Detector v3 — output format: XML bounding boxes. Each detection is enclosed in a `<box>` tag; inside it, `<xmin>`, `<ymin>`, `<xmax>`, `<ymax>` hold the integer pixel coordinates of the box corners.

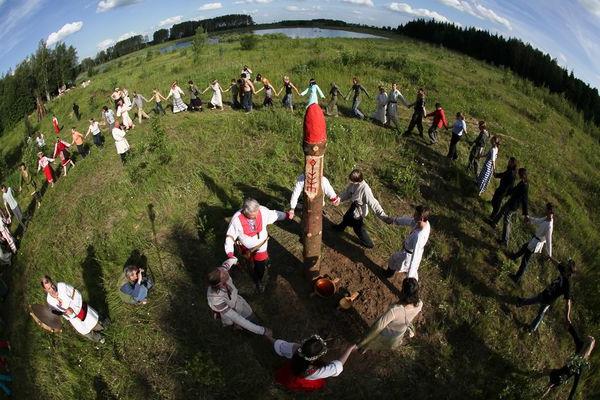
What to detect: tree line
<box><xmin>81</xmin><ymin>14</ymin><xmax>254</xmax><ymax>70</ymax></box>
<box><xmin>0</xmin><ymin>41</ymin><xmax>78</xmax><ymax>135</ymax></box>
<box><xmin>396</xmin><ymin>19</ymin><xmax>600</xmax><ymax>127</ymax></box>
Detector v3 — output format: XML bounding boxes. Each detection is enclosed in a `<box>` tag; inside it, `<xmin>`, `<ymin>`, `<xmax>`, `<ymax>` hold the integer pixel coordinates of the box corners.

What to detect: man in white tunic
<box><xmin>287</xmin><ymin>173</ymin><xmax>340</xmax><ymax>219</ymax></box>
<box><xmin>509</xmin><ymin>202</ymin><xmax>554</xmax><ymax>283</ymax></box>
<box><xmin>225</xmin><ymin>198</ymin><xmax>288</xmax><ymax>292</ymax></box>
<box><xmin>383</xmin><ymin>205</ymin><xmax>431</xmax><ymax>280</ymax></box>
<box><xmin>42</xmin><ymin>275</ymin><xmax>106</xmax><ymax>343</ymax></box>
<box><xmin>207</xmin><ymin>258</ymin><xmax>271</xmax><ymax>336</ymax></box>
<box><xmin>111</xmin><ymin>121</ymin><xmax>130</xmax><ymax>164</ymax></box>
<box><xmin>334</xmin><ymin>169</ymin><xmax>387</xmax><ymax>249</ymax></box>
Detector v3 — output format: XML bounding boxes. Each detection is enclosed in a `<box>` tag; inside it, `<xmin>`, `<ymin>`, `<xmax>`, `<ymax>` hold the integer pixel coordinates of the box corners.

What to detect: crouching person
<box><xmin>119</xmin><ymin>265</ymin><xmax>154</xmax><ymax>305</ymax></box>
<box><xmin>207</xmin><ymin>257</ymin><xmax>272</xmax><ymax>337</ymax></box>
<box><xmin>42</xmin><ymin>275</ymin><xmax>107</xmax><ymax>343</ymax></box>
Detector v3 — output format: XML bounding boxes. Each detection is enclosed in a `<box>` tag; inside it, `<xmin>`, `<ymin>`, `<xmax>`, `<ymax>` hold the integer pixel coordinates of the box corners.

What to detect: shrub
<box><xmin>240</xmin><ymin>34</ymin><xmax>258</xmax><ymax>51</ymax></box>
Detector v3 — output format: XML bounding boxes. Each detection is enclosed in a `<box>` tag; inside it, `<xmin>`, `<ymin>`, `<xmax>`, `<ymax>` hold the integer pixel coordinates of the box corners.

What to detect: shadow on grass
<box><xmin>93</xmin><ymin>375</ymin><xmax>118</xmax><ymax>400</ymax></box>
<box><xmin>81</xmin><ymin>245</ymin><xmax>110</xmax><ymax>319</ymax></box>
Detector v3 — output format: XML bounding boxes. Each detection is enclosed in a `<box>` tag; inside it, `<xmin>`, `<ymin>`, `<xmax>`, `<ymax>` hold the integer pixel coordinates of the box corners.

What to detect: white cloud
<box><xmin>198</xmin><ymin>2</ymin><xmax>222</xmax><ymax>10</ymax></box>
<box><xmin>341</xmin><ymin>0</ymin><xmax>374</xmax><ymax>7</ymax></box>
<box><xmin>286</xmin><ymin>5</ymin><xmax>322</xmax><ymax>11</ymax></box>
<box><xmin>117</xmin><ymin>31</ymin><xmax>136</xmax><ymax>41</ymax></box>
<box><xmin>437</xmin><ymin>0</ymin><xmax>511</xmax><ymax>30</ymax></box>
<box><xmin>474</xmin><ymin>4</ymin><xmax>511</xmax><ymax>30</ymax></box>
<box><xmin>96</xmin><ymin>0</ymin><xmax>141</xmax><ymax>13</ymax></box>
<box><xmin>388</xmin><ymin>3</ymin><xmax>451</xmax><ymax>23</ymax></box>
<box><xmin>579</xmin><ymin>0</ymin><xmax>600</xmax><ymax>17</ymax></box>
<box><xmin>97</xmin><ymin>38</ymin><xmax>115</xmax><ymax>50</ymax></box>
<box><xmin>46</xmin><ymin>21</ymin><xmax>83</xmax><ymax>46</ymax></box>
<box><xmin>352</xmin><ymin>9</ymin><xmax>362</xmax><ymax>14</ymax></box>
<box><xmin>235</xmin><ymin>0</ymin><xmax>273</xmax><ymax>3</ymax></box>
<box><xmin>159</xmin><ymin>15</ymin><xmax>183</xmax><ymax>27</ymax></box>
<box><xmin>0</xmin><ymin>0</ymin><xmax>43</xmax><ymax>57</ymax></box>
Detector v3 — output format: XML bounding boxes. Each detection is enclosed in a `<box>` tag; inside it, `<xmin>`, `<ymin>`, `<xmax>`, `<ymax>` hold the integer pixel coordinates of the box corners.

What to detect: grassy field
<box><xmin>1</xmin><ymin>31</ymin><xmax>599</xmax><ymax>399</ymax></box>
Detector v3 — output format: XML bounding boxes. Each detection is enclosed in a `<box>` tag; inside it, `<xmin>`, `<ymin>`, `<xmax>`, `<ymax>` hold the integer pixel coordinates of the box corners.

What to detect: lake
<box><xmin>158</xmin><ymin>28</ymin><xmax>386</xmax><ymax>53</ymax></box>
<box><xmin>254</xmin><ymin>27</ymin><xmax>387</xmax><ymax>39</ymax></box>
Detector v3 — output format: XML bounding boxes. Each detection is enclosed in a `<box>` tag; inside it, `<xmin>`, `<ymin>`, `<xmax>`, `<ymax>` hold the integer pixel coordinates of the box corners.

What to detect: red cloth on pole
<box><xmin>303</xmin><ymin>103</ymin><xmax>326</xmax><ymax>144</ymax></box>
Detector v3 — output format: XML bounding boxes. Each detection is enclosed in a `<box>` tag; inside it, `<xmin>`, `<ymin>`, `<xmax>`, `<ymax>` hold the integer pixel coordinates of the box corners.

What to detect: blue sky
<box><xmin>0</xmin><ymin>0</ymin><xmax>598</xmax><ymax>89</ymax></box>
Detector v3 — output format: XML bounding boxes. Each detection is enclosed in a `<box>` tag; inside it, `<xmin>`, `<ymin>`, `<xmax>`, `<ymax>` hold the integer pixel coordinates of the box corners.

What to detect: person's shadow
<box><xmin>81</xmin><ymin>245</ymin><xmax>110</xmax><ymax>319</ymax></box>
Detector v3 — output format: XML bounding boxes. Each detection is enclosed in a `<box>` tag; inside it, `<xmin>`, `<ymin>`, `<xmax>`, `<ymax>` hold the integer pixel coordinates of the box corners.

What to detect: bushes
<box><xmin>125</xmin><ymin>117</ymin><xmax>172</xmax><ymax>182</ymax></box>
<box><xmin>240</xmin><ymin>34</ymin><xmax>258</xmax><ymax>50</ymax></box>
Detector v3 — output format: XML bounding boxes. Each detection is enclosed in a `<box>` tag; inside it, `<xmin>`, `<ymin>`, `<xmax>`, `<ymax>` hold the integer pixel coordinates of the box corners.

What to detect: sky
<box><xmin>0</xmin><ymin>0</ymin><xmax>598</xmax><ymax>89</ymax></box>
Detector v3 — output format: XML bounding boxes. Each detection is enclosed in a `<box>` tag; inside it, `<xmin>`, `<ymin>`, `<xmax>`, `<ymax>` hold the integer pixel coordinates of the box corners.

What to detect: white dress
<box><xmin>170</xmin><ymin>86</ymin><xmax>188</xmax><ymax>113</ymax></box>
<box><xmin>46</xmin><ymin>282</ymin><xmax>99</xmax><ymax>335</ymax></box>
<box><xmin>373</xmin><ymin>92</ymin><xmax>388</xmax><ymax>124</ymax></box>
<box><xmin>117</xmin><ymin>104</ymin><xmax>133</xmax><ymax>128</ymax></box>
<box><xmin>112</xmin><ymin>127</ymin><xmax>130</xmax><ymax>154</ymax></box>
<box><xmin>210</xmin><ymin>83</ymin><xmax>223</xmax><ymax>108</ymax></box>
<box><xmin>387</xmin><ymin>217</ymin><xmax>431</xmax><ymax>281</ymax></box>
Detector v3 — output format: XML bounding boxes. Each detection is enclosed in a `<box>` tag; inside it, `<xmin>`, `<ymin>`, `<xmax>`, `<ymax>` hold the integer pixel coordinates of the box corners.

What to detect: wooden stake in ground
<box><xmin>302</xmin><ymin>103</ymin><xmax>327</xmax><ymax>281</ymax></box>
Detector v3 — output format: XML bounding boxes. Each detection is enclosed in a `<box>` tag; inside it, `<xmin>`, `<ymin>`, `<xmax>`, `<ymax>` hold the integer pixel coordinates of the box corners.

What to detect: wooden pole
<box><xmin>302</xmin><ymin>103</ymin><xmax>327</xmax><ymax>281</ymax></box>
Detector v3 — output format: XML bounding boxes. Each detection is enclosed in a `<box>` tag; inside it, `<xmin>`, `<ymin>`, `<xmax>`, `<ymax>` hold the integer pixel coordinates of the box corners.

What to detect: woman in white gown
<box><xmin>372</xmin><ymin>86</ymin><xmax>388</xmax><ymax>125</ymax></box>
<box><xmin>203</xmin><ymin>80</ymin><xmax>224</xmax><ymax>110</ymax></box>
<box><xmin>167</xmin><ymin>81</ymin><xmax>188</xmax><ymax>113</ymax></box>
<box><xmin>116</xmin><ymin>99</ymin><xmax>134</xmax><ymax>130</ymax></box>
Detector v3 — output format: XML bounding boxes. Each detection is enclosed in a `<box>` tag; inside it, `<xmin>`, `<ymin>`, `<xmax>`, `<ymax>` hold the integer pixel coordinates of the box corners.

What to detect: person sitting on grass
<box><xmin>541</xmin><ymin>323</ymin><xmax>594</xmax><ymax>400</ymax></box>
<box><xmin>516</xmin><ymin>256</ymin><xmax>574</xmax><ymax>333</ymax></box>
<box><xmin>269</xmin><ymin>333</ymin><xmax>357</xmax><ymax>392</ymax></box>
<box><xmin>119</xmin><ymin>265</ymin><xmax>154</xmax><ymax>305</ymax></box>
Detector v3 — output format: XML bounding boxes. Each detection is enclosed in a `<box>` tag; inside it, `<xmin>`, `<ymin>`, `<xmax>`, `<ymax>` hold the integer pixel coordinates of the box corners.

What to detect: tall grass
<box><xmin>1</xmin><ymin>34</ymin><xmax>599</xmax><ymax>399</ymax></box>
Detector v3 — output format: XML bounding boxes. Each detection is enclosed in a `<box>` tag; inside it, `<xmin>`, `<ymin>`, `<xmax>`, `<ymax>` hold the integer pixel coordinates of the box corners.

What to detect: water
<box><xmin>159</xmin><ymin>37</ymin><xmax>220</xmax><ymax>53</ymax></box>
<box><xmin>253</xmin><ymin>27</ymin><xmax>386</xmax><ymax>39</ymax></box>
<box><xmin>158</xmin><ymin>28</ymin><xmax>385</xmax><ymax>54</ymax></box>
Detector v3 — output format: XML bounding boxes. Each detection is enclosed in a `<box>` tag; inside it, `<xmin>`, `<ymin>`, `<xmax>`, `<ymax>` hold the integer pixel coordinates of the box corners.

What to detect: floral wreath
<box><xmin>297</xmin><ymin>334</ymin><xmax>328</xmax><ymax>361</ymax></box>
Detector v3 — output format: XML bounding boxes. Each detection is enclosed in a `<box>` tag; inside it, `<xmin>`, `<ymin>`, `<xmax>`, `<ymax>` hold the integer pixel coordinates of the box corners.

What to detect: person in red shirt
<box><xmin>425</xmin><ymin>102</ymin><xmax>448</xmax><ymax>144</ymax></box>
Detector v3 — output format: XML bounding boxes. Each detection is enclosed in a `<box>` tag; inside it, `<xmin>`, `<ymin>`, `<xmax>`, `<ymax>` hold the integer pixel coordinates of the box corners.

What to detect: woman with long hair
<box><xmin>166</xmin><ymin>81</ymin><xmax>188</xmax><ymax>113</ymax></box>
<box><xmin>203</xmin><ymin>79</ymin><xmax>224</xmax><ymax>110</ymax></box>
<box><xmin>271</xmin><ymin>334</ymin><xmax>357</xmax><ymax>392</ymax></box>
<box><xmin>476</xmin><ymin>135</ymin><xmax>500</xmax><ymax>196</ymax></box>
<box><xmin>278</xmin><ymin>76</ymin><xmax>300</xmax><ymax>112</ymax></box>
<box><xmin>358</xmin><ymin>278</ymin><xmax>423</xmax><ymax>351</ymax></box>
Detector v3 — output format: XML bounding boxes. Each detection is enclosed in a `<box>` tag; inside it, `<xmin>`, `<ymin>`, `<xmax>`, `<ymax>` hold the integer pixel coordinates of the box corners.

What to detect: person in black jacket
<box><xmin>489</xmin><ymin>157</ymin><xmax>517</xmax><ymax>220</ymax></box>
<box><xmin>489</xmin><ymin>167</ymin><xmax>528</xmax><ymax>246</ymax></box>
<box><xmin>516</xmin><ymin>256</ymin><xmax>574</xmax><ymax>332</ymax></box>
<box><xmin>542</xmin><ymin>323</ymin><xmax>595</xmax><ymax>400</ymax></box>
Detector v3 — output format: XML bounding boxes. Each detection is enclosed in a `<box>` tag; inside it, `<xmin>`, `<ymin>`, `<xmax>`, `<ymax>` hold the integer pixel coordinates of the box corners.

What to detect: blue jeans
<box><xmin>242</xmin><ymin>91</ymin><xmax>253</xmax><ymax>112</ymax></box>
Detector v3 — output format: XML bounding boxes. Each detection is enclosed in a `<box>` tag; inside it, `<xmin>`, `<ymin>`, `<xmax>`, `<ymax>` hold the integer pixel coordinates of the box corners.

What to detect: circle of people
<box><xmin>5</xmin><ymin>64</ymin><xmax>591</xmax><ymax>397</ymax></box>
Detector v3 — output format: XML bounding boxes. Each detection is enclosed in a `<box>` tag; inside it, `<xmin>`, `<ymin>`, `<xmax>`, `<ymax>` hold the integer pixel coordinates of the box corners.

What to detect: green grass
<box><xmin>1</xmin><ymin>32</ymin><xmax>599</xmax><ymax>399</ymax></box>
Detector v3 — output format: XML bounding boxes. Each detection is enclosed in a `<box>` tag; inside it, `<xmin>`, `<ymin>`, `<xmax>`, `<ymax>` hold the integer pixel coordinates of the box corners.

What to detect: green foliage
<box><xmin>1</xmin><ymin>34</ymin><xmax>599</xmax><ymax>400</ymax></box>
<box><xmin>86</xmin><ymin>64</ymin><xmax>97</xmax><ymax>78</ymax></box>
<box><xmin>376</xmin><ymin>160</ymin><xmax>419</xmax><ymax>198</ymax></box>
<box><xmin>192</xmin><ymin>27</ymin><xmax>208</xmax><ymax>60</ymax></box>
<box><xmin>239</xmin><ymin>34</ymin><xmax>258</xmax><ymax>50</ymax></box>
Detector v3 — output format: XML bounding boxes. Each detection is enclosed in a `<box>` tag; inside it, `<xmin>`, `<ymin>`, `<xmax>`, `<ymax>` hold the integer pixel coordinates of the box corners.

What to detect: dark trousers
<box><xmin>252</xmin><ymin>259</ymin><xmax>268</xmax><ymax>285</ymax></box>
<box><xmin>77</xmin><ymin>144</ymin><xmax>87</xmax><ymax>158</ymax></box>
<box><xmin>467</xmin><ymin>145</ymin><xmax>483</xmax><ymax>175</ymax></box>
<box><xmin>242</xmin><ymin>91</ymin><xmax>253</xmax><ymax>112</ymax></box>
<box><xmin>428</xmin><ymin>125</ymin><xmax>438</xmax><ymax>143</ymax></box>
<box><xmin>492</xmin><ymin>205</ymin><xmax>515</xmax><ymax>245</ymax></box>
<box><xmin>447</xmin><ymin>133</ymin><xmax>461</xmax><ymax>160</ymax></box>
<box><xmin>93</xmin><ymin>134</ymin><xmax>103</xmax><ymax>147</ymax></box>
<box><xmin>120</xmin><ymin>151</ymin><xmax>128</xmax><ymax>164</ymax></box>
<box><xmin>336</xmin><ymin>203</ymin><xmax>374</xmax><ymax>248</ymax></box>
<box><xmin>518</xmin><ymin>293</ymin><xmax>551</xmax><ymax>332</ymax></box>
<box><xmin>489</xmin><ymin>190</ymin><xmax>505</xmax><ymax>219</ymax></box>
<box><xmin>405</xmin><ymin>111</ymin><xmax>424</xmax><ymax>136</ymax></box>
<box><xmin>154</xmin><ymin>102</ymin><xmax>166</xmax><ymax>115</ymax></box>
<box><xmin>512</xmin><ymin>242</ymin><xmax>533</xmax><ymax>281</ymax></box>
